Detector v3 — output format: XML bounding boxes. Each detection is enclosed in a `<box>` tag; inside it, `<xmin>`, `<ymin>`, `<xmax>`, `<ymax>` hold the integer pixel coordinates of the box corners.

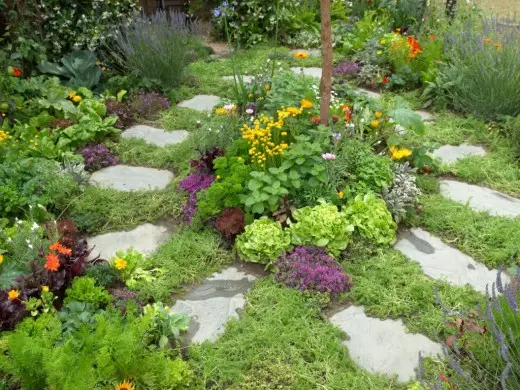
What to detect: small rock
<box><xmin>440</xmin><ymin>180</ymin><xmax>520</xmax><ymax>217</ymax></box>
<box><xmin>177</xmin><ymin>95</ymin><xmax>220</xmax><ymax>111</ymax></box>
<box><xmin>122</xmin><ymin>125</ymin><xmax>189</xmax><ymax>147</ymax></box>
<box><xmin>329</xmin><ymin>305</ymin><xmax>442</xmax><ymax>382</ymax></box>
<box><xmin>290</xmin><ymin>67</ymin><xmax>322</xmax><ymax>78</ymax></box>
<box><xmin>355</xmin><ymin>87</ymin><xmax>382</xmax><ymax>100</ymax></box>
<box><xmin>222</xmin><ymin>75</ymin><xmax>254</xmax><ymax>83</ymax></box>
<box><xmin>87</xmin><ymin>223</ymin><xmax>170</xmax><ymax>260</ymax></box>
<box><xmin>89</xmin><ymin>165</ymin><xmax>174</xmax><ymax>192</ymax></box>
<box><xmin>432</xmin><ymin>144</ymin><xmax>486</xmax><ymax>164</ymax></box>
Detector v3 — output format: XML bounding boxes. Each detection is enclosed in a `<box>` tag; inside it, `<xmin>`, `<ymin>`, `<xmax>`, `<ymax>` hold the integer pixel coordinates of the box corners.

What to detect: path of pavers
<box><xmin>122</xmin><ymin>125</ymin><xmax>189</xmax><ymax>147</ymax></box>
<box><xmin>432</xmin><ymin>144</ymin><xmax>486</xmax><ymax>164</ymax></box>
<box><xmin>89</xmin><ymin>165</ymin><xmax>173</xmax><ymax>192</ymax></box>
<box><xmin>440</xmin><ymin>179</ymin><xmax>520</xmax><ymax>217</ymax></box>
<box><xmin>330</xmin><ymin>305</ymin><xmax>442</xmax><ymax>382</ymax></box>
<box><xmin>177</xmin><ymin>95</ymin><xmax>220</xmax><ymax>111</ymax></box>
<box><xmin>290</xmin><ymin>66</ymin><xmax>322</xmax><ymax>78</ymax></box>
<box><xmin>171</xmin><ymin>267</ymin><xmax>257</xmax><ymax>343</ymax></box>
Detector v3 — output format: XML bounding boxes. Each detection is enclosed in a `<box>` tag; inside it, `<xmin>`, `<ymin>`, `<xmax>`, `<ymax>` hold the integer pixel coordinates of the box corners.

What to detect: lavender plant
<box><xmin>81</xmin><ymin>144</ymin><xmax>119</xmax><ymax>172</ymax></box>
<box><xmin>275</xmin><ymin>246</ymin><xmax>352</xmax><ymax>296</ymax></box>
<box><xmin>333</xmin><ymin>61</ymin><xmax>361</xmax><ymax>78</ymax></box>
<box><xmin>382</xmin><ymin>162</ymin><xmax>421</xmax><ymax>223</ymax></box>
<box><xmin>178</xmin><ymin>174</ymin><xmax>215</xmax><ymax>223</ymax></box>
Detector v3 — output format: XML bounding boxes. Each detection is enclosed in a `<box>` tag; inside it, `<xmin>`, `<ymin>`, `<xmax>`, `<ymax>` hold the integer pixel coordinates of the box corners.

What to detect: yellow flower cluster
<box><xmin>241</xmin><ymin>115</ymin><xmax>289</xmax><ymax>166</ymax></box>
<box><xmin>215</xmin><ymin>104</ymin><xmax>237</xmax><ymax>116</ymax></box>
<box><xmin>68</xmin><ymin>92</ymin><xmax>82</xmax><ymax>103</ymax></box>
<box><xmin>0</xmin><ymin>130</ymin><xmax>11</xmax><ymax>143</ymax></box>
<box><xmin>389</xmin><ymin>146</ymin><xmax>412</xmax><ymax>160</ymax></box>
<box><xmin>114</xmin><ymin>258</ymin><xmax>127</xmax><ymax>270</ymax></box>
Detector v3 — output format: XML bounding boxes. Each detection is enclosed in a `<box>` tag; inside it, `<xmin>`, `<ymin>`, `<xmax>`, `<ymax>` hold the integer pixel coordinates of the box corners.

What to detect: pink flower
<box><xmin>322</xmin><ymin>153</ymin><xmax>336</xmax><ymax>160</ymax></box>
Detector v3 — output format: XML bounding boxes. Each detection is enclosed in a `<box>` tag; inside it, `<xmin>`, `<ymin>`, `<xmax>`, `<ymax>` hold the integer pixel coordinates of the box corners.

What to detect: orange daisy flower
<box><xmin>45</xmin><ymin>253</ymin><xmax>60</xmax><ymax>272</ymax></box>
<box><xmin>49</xmin><ymin>242</ymin><xmax>72</xmax><ymax>256</ymax></box>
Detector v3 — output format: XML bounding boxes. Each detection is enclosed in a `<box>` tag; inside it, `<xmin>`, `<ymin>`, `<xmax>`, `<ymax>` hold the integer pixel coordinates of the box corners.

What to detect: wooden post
<box><xmin>319</xmin><ymin>0</ymin><xmax>332</xmax><ymax>125</ymax></box>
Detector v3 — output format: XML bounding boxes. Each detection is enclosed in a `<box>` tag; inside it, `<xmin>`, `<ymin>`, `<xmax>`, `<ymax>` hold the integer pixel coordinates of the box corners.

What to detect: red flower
<box><xmin>382</xmin><ymin>76</ymin><xmax>388</xmax><ymax>85</ymax></box>
<box><xmin>44</xmin><ymin>253</ymin><xmax>60</xmax><ymax>272</ymax></box>
<box><xmin>13</xmin><ymin>68</ymin><xmax>22</xmax><ymax>77</ymax></box>
<box><xmin>310</xmin><ymin>116</ymin><xmax>321</xmax><ymax>125</ymax></box>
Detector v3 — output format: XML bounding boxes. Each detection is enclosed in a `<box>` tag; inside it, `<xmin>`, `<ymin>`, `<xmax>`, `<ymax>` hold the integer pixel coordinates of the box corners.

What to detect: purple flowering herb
<box><xmin>178</xmin><ymin>173</ymin><xmax>215</xmax><ymax>223</ymax></box>
<box><xmin>81</xmin><ymin>144</ymin><xmax>119</xmax><ymax>172</ymax></box>
<box><xmin>333</xmin><ymin>61</ymin><xmax>361</xmax><ymax>78</ymax></box>
<box><xmin>274</xmin><ymin>246</ymin><xmax>351</xmax><ymax>296</ymax></box>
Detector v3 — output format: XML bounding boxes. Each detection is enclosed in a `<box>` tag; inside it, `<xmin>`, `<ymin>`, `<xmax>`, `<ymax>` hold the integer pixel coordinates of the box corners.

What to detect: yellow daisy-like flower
<box><xmin>300</xmin><ymin>99</ymin><xmax>313</xmax><ymax>109</ymax></box>
<box><xmin>294</xmin><ymin>51</ymin><xmax>309</xmax><ymax>60</ymax></box>
<box><xmin>0</xmin><ymin>254</ymin><xmax>3</xmax><ymax>264</ymax></box>
<box><xmin>114</xmin><ymin>258</ymin><xmax>127</xmax><ymax>270</ymax></box>
<box><xmin>389</xmin><ymin>146</ymin><xmax>413</xmax><ymax>160</ymax></box>
<box><xmin>371</xmin><ymin>120</ymin><xmax>379</xmax><ymax>128</ymax></box>
<box><xmin>68</xmin><ymin>92</ymin><xmax>76</xmax><ymax>99</ymax></box>
<box><xmin>375</xmin><ymin>111</ymin><xmax>383</xmax><ymax>119</ymax></box>
<box><xmin>215</xmin><ymin>108</ymin><xmax>228</xmax><ymax>116</ymax></box>
<box><xmin>8</xmin><ymin>289</ymin><xmax>20</xmax><ymax>301</ymax></box>
<box><xmin>72</xmin><ymin>95</ymin><xmax>82</xmax><ymax>103</ymax></box>
<box><xmin>42</xmin><ymin>285</ymin><xmax>50</xmax><ymax>293</ymax></box>
<box><xmin>286</xmin><ymin>107</ymin><xmax>301</xmax><ymax>116</ymax></box>
<box><xmin>338</xmin><ymin>191</ymin><xmax>344</xmax><ymax>199</ymax></box>
<box><xmin>115</xmin><ymin>380</ymin><xmax>135</xmax><ymax>390</ymax></box>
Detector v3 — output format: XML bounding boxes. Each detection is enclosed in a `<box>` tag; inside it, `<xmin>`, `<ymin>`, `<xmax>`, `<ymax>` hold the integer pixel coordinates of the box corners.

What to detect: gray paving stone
<box><xmin>87</xmin><ymin>223</ymin><xmax>170</xmax><ymax>260</ymax></box>
<box><xmin>432</xmin><ymin>144</ymin><xmax>487</xmax><ymax>164</ymax></box>
<box><xmin>395</xmin><ymin>228</ymin><xmax>502</xmax><ymax>293</ymax></box>
<box><xmin>89</xmin><ymin>165</ymin><xmax>173</xmax><ymax>192</ymax></box>
<box><xmin>290</xmin><ymin>67</ymin><xmax>322</xmax><ymax>78</ymax></box>
<box><xmin>330</xmin><ymin>305</ymin><xmax>442</xmax><ymax>382</ymax></box>
<box><xmin>290</xmin><ymin>49</ymin><xmax>321</xmax><ymax>57</ymax></box>
<box><xmin>440</xmin><ymin>180</ymin><xmax>520</xmax><ymax>217</ymax></box>
<box><xmin>416</xmin><ymin>110</ymin><xmax>434</xmax><ymax>122</ymax></box>
<box><xmin>171</xmin><ymin>267</ymin><xmax>256</xmax><ymax>343</ymax></box>
<box><xmin>222</xmin><ymin>75</ymin><xmax>254</xmax><ymax>83</ymax></box>
<box><xmin>177</xmin><ymin>95</ymin><xmax>220</xmax><ymax>111</ymax></box>
<box><xmin>122</xmin><ymin>125</ymin><xmax>189</xmax><ymax>147</ymax></box>
<box><xmin>355</xmin><ymin>87</ymin><xmax>382</xmax><ymax>100</ymax></box>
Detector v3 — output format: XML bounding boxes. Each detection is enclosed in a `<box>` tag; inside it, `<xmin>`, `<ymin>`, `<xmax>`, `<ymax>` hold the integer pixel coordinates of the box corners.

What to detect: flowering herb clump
<box><xmin>214</xmin><ymin>207</ymin><xmax>245</xmax><ymax>238</ymax></box>
<box><xmin>275</xmin><ymin>246</ymin><xmax>351</xmax><ymax>296</ymax></box>
<box><xmin>333</xmin><ymin>61</ymin><xmax>361</xmax><ymax>78</ymax></box>
<box><xmin>81</xmin><ymin>144</ymin><xmax>119</xmax><ymax>172</ymax></box>
<box><xmin>178</xmin><ymin>174</ymin><xmax>215</xmax><ymax>223</ymax></box>
<box><xmin>132</xmin><ymin>91</ymin><xmax>170</xmax><ymax>120</ymax></box>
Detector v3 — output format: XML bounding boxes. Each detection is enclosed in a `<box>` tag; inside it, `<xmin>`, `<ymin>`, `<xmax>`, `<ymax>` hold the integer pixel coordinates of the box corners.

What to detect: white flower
<box><xmin>31</xmin><ymin>222</ymin><xmax>39</xmax><ymax>231</ymax></box>
<box><xmin>7</xmin><ymin>238</ymin><xmax>12</xmax><ymax>243</ymax></box>
<box><xmin>196</xmin><ymin>120</ymin><xmax>201</xmax><ymax>124</ymax></box>
<box><xmin>28</xmin><ymin>244</ymin><xmax>33</xmax><ymax>249</ymax></box>
<box><xmin>246</xmin><ymin>108</ymin><xmax>254</xmax><ymax>115</ymax></box>
<box><xmin>223</xmin><ymin>104</ymin><xmax>236</xmax><ymax>111</ymax></box>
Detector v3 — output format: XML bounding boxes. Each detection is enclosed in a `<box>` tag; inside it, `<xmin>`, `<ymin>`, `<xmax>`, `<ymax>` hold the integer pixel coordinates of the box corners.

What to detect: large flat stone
<box><xmin>171</xmin><ymin>267</ymin><xmax>256</xmax><ymax>343</ymax></box>
<box><xmin>122</xmin><ymin>125</ymin><xmax>189</xmax><ymax>147</ymax></box>
<box><xmin>290</xmin><ymin>67</ymin><xmax>322</xmax><ymax>78</ymax></box>
<box><xmin>89</xmin><ymin>165</ymin><xmax>173</xmax><ymax>191</ymax></box>
<box><xmin>395</xmin><ymin>228</ymin><xmax>501</xmax><ymax>293</ymax></box>
<box><xmin>440</xmin><ymin>180</ymin><xmax>520</xmax><ymax>217</ymax></box>
<box><xmin>87</xmin><ymin>223</ymin><xmax>170</xmax><ymax>260</ymax></box>
<box><xmin>432</xmin><ymin>144</ymin><xmax>486</xmax><ymax>164</ymax></box>
<box><xmin>355</xmin><ymin>87</ymin><xmax>382</xmax><ymax>100</ymax></box>
<box><xmin>177</xmin><ymin>95</ymin><xmax>220</xmax><ymax>111</ymax></box>
<box><xmin>222</xmin><ymin>75</ymin><xmax>254</xmax><ymax>83</ymax></box>
<box><xmin>416</xmin><ymin>110</ymin><xmax>434</xmax><ymax>122</ymax></box>
<box><xmin>330</xmin><ymin>305</ymin><xmax>442</xmax><ymax>382</ymax></box>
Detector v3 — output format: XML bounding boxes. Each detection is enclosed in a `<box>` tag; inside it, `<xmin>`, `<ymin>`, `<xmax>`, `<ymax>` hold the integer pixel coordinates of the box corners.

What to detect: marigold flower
<box><xmin>8</xmin><ymin>289</ymin><xmax>20</xmax><ymax>301</ymax></box>
<box><xmin>294</xmin><ymin>51</ymin><xmax>309</xmax><ymax>60</ymax></box>
<box><xmin>375</xmin><ymin>111</ymin><xmax>383</xmax><ymax>119</ymax></box>
<box><xmin>45</xmin><ymin>253</ymin><xmax>60</xmax><ymax>272</ymax></box>
<box><xmin>115</xmin><ymin>380</ymin><xmax>135</xmax><ymax>390</ymax></box>
<box><xmin>42</xmin><ymin>285</ymin><xmax>50</xmax><ymax>293</ymax></box>
<box><xmin>371</xmin><ymin>120</ymin><xmax>379</xmax><ymax>128</ymax></box>
<box><xmin>338</xmin><ymin>191</ymin><xmax>344</xmax><ymax>199</ymax></box>
<box><xmin>300</xmin><ymin>99</ymin><xmax>313</xmax><ymax>109</ymax></box>
<box><xmin>114</xmin><ymin>258</ymin><xmax>127</xmax><ymax>270</ymax></box>
<box><xmin>389</xmin><ymin>146</ymin><xmax>412</xmax><ymax>160</ymax></box>
<box><xmin>49</xmin><ymin>242</ymin><xmax>72</xmax><ymax>256</ymax></box>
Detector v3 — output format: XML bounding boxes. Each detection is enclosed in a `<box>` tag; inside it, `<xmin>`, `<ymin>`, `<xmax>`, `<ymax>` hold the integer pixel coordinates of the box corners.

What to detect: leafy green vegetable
<box><xmin>63</xmin><ymin>277</ymin><xmax>112</xmax><ymax>308</ymax></box>
<box><xmin>39</xmin><ymin>51</ymin><xmax>102</xmax><ymax>89</ymax></box>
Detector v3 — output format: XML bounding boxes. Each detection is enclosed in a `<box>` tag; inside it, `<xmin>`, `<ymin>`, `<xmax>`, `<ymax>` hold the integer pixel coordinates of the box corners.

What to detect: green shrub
<box><xmin>236</xmin><ymin>218</ymin><xmax>291</xmax><ymax>266</ymax></box>
<box><xmin>63</xmin><ymin>277</ymin><xmax>112</xmax><ymax>308</ymax></box>
<box><xmin>344</xmin><ymin>192</ymin><xmax>396</xmax><ymax>246</ymax></box>
<box><xmin>288</xmin><ymin>201</ymin><xmax>354</xmax><ymax>257</ymax></box>
<box><xmin>84</xmin><ymin>263</ymin><xmax>119</xmax><ymax>288</ymax></box>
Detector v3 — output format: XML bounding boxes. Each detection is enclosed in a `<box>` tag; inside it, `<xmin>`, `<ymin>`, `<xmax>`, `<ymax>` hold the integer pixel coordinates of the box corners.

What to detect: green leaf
<box><xmin>252</xmin><ymin>203</ymin><xmax>265</xmax><ymax>214</ymax></box>
<box><xmin>389</xmin><ymin>108</ymin><xmax>425</xmax><ymax>135</ymax></box>
<box><xmin>248</xmin><ymin>179</ymin><xmax>262</xmax><ymax>191</ymax></box>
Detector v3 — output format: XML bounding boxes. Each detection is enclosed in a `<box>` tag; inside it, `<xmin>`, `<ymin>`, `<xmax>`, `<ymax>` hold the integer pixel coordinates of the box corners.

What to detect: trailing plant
<box><xmin>81</xmin><ymin>143</ymin><xmax>119</xmax><ymax>172</ymax></box>
<box><xmin>236</xmin><ymin>218</ymin><xmax>291</xmax><ymax>266</ymax></box>
<box><xmin>288</xmin><ymin>200</ymin><xmax>354</xmax><ymax>257</ymax></box>
<box><xmin>275</xmin><ymin>246</ymin><xmax>352</xmax><ymax>295</ymax></box>
<box><xmin>344</xmin><ymin>192</ymin><xmax>397</xmax><ymax>246</ymax></box>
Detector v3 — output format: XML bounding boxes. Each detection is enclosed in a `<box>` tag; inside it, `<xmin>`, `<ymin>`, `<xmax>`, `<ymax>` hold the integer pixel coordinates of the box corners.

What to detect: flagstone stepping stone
<box><xmin>395</xmin><ymin>228</ymin><xmax>502</xmax><ymax>293</ymax></box>
<box><xmin>289</xmin><ymin>48</ymin><xmax>321</xmax><ymax>57</ymax></box>
<box><xmin>415</xmin><ymin>110</ymin><xmax>434</xmax><ymax>122</ymax></box>
<box><xmin>171</xmin><ymin>267</ymin><xmax>257</xmax><ymax>343</ymax></box>
<box><xmin>222</xmin><ymin>75</ymin><xmax>254</xmax><ymax>83</ymax></box>
<box><xmin>432</xmin><ymin>144</ymin><xmax>487</xmax><ymax>164</ymax></box>
<box><xmin>440</xmin><ymin>180</ymin><xmax>520</xmax><ymax>217</ymax></box>
<box><xmin>290</xmin><ymin>67</ymin><xmax>322</xmax><ymax>78</ymax></box>
<box><xmin>354</xmin><ymin>87</ymin><xmax>382</xmax><ymax>100</ymax></box>
<box><xmin>89</xmin><ymin>165</ymin><xmax>173</xmax><ymax>192</ymax></box>
<box><xmin>177</xmin><ymin>95</ymin><xmax>220</xmax><ymax>111</ymax></box>
<box><xmin>122</xmin><ymin>125</ymin><xmax>189</xmax><ymax>147</ymax></box>
<box><xmin>330</xmin><ymin>305</ymin><xmax>441</xmax><ymax>382</ymax></box>
<box><xmin>87</xmin><ymin>223</ymin><xmax>170</xmax><ymax>260</ymax></box>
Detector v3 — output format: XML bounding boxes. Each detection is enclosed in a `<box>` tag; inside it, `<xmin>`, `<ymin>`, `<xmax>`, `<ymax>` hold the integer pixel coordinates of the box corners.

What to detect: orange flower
<box><xmin>45</xmin><ymin>253</ymin><xmax>60</xmax><ymax>272</ymax></box>
<box><xmin>310</xmin><ymin>116</ymin><xmax>320</xmax><ymax>125</ymax></box>
<box><xmin>293</xmin><ymin>51</ymin><xmax>309</xmax><ymax>60</ymax></box>
<box><xmin>300</xmin><ymin>99</ymin><xmax>313</xmax><ymax>109</ymax></box>
<box><xmin>8</xmin><ymin>289</ymin><xmax>20</xmax><ymax>301</ymax></box>
<box><xmin>483</xmin><ymin>38</ymin><xmax>492</xmax><ymax>44</ymax></box>
<box><xmin>49</xmin><ymin>242</ymin><xmax>72</xmax><ymax>256</ymax></box>
<box><xmin>115</xmin><ymin>380</ymin><xmax>135</xmax><ymax>390</ymax></box>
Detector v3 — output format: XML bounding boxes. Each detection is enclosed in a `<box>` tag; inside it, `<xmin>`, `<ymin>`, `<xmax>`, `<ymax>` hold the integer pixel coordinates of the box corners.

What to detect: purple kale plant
<box><xmin>333</xmin><ymin>61</ymin><xmax>361</xmax><ymax>78</ymax></box>
<box><xmin>178</xmin><ymin>174</ymin><xmax>215</xmax><ymax>223</ymax></box>
<box><xmin>189</xmin><ymin>147</ymin><xmax>224</xmax><ymax>174</ymax></box>
<box><xmin>132</xmin><ymin>91</ymin><xmax>170</xmax><ymax>120</ymax></box>
<box><xmin>275</xmin><ymin>246</ymin><xmax>352</xmax><ymax>296</ymax></box>
<box><xmin>81</xmin><ymin>144</ymin><xmax>119</xmax><ymax>172</ymax></box>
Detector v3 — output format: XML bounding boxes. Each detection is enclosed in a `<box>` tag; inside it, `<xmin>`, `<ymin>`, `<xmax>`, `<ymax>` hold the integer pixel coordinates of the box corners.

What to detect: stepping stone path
<box><xmin>329</xmin><ymin>305</ymin><xmax>442</xmax><ymax>382</ymax></box>
<box><xmin>177</xmin><ymin>95</ymin><xmax>220</xmax><ymax>111</ymax></box>
<box><xmin>289</xmin><ymin>49</ymin><xmax>321</xmax><ymax>57</ymax></box>
<box><xmin>290</xmin><ymin>67</ymin><xmax>322</xmax><ymax>78</ymax></box>
<box><xmin>432</xmin><ymin>144</ymin><xmax>487</xmax><ymax>164</ymax></box>
<box><xmin>87</xmin><ymin>223</ymin><xmax>170</xmax><ymax>260</ymax></box>
<box><xmin>89</xmin><ymin>165</ymin><xmax>173</xmax><ymax>192</ymax></box>
<box><xmin>395</xmin><ymin>228</ymin><xmax>502</xmax><ymax>293</ymax></box>
<box><xmin>222</xmin><ymin>75</ymin><xmax>254</xmax><ymax>83</ymax></box>
<box><xmin>440</xmin><ymin>179</ymin><xmax>520</xmax><ymax>217</ymax></box>
<box><xmin>354</xmin><ymin>87</ymin><xmax>382</xmax><ymax>100</ymax></box>
<box><xmin>171</xmin><ymin>267</ymin><xmax>257</xmax><ymax>343</ymax></box>
<box><xmin>122</xmin><ymin>125</ymin><xmax>189</xmax><ymax>147</ymax></box>
<box><xmin>416</xmin><ymin>110</ymin><xmax>435</xmax><ymax>122</ymax></box>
